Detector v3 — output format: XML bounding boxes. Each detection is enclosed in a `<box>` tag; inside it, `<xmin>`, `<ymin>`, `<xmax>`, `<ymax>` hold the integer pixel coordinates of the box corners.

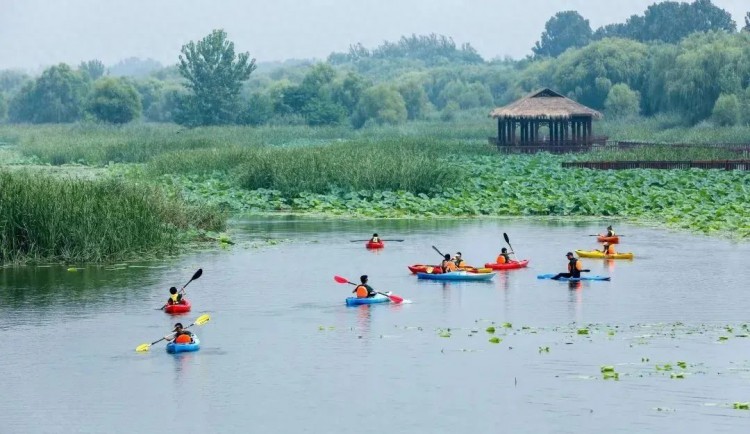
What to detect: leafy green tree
<box><xmin>744</xmin><ymin>12</ymin><xmax>750</xmax><ymax>32</ymax></box>
<box><xmin>712</xmin><ymin>93</ymin><xmax>740</xmax><ymax>126</ymax></box>
<box><xmin>0</xmin><ymin>70</ymin><xmax>30</xmax><ymax>95</ymax></box>
<box><xmin>277</xmin><ymin>63</ymin><xmax>347</xmax><ymax>126</ymax></box>
<box><xmin>87</xmin><ymin>77</ymin><xmax>141</xmax><ymax>123</ymax></box>
<box><xmin>147</xmin><ymin>84</ymin><xmax>187</xmax><ymax>123</ymax></box>
<box><xmin>331</xmin><ymin>71</ymin><xmax>369</xmax><ymax>115</ymax></box>
<box><xmin>438</xmin><ymin>80</ymin><xmax>493</xmax><ymax>109</ymax></box>
<box><xmin>8</xmin><ymin>64</ymin><xmax>89</xmax><ymax>123</ymax></box>
<box><xmin>352</xmin><ymin>85</ymin><xmax>407</xmax><ymax>128</ymax></box>
<box><xmin>79</xmin><ymin>59</ymin><xmax>106</xmax><ymax>80</ymax></box>
<box><xmin>238</xmin><ymin>92</ymin><xmax>274</xmax><ymax>125</ymax></box>
<box><xmin>666</xmin><ymin>32</ymin><xmax>750</xmax><ymax>123</ymax></box>
<box><xmin>594</xmin><ymin>0</ymin><xmax>735</xmax><ymax>43</ymax></box>
<box><xmin>533</xmin><ymin>11</ymin><xmax>592</xmax><ymax>58</ymax></box>
<box><xmin>396</xmin><ymin>75</ymin><xmax>430</xmax><ymax>120</ymax></box>
<box><xmin>133</xmin><ymin>78</ymin><xmax>164</xmax><ymax>118</ymax></box>
<box><xmin>604</xmin><ymin>83</ymin><xmax>640</xmax><ymax>117</ymax></box>
<box><xmin>177</xmin><ymin>29</ymin><xmax>257</xmax><ymax>125</ymax></box>
<box><xmin>553</xmin><ymin>38</ymin><xmax>648</xmax><ymax>108</ymax></box>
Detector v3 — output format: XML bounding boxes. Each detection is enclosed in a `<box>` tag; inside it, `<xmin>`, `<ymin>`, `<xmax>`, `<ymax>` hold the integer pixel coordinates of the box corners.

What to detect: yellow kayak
<box><xmin>575</xmin><ymin>250</ymin><xmax>634</xmax><ymax>260</ymax></box>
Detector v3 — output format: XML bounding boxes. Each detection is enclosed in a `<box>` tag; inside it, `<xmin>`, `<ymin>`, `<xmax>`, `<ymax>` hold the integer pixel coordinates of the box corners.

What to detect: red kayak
<box><xmin>366</xmin><ymin>240</ymin><xmax>385</xmax><ymax>249</ymax></box>
<box><xmin>164</xmin><ymin>299</ymin><xmax>191</xmax><ymax>314</ymax></box>
<box><xmin>408</xmin><ymin>264</ymin><xmax>443</xmax><ymax>274</ymax></box>
<box><xmin>597</xmin><ymin>236</ymin><xmax>619</xmax><ymax>244</ymax></box>
<box><xmin>407</xmin><ymin>264</ymin><xmax>492</xmax><ymax>274</ymax></box>
<box><xmin>483</xmin><ymin>259</ymin><xmax>530</xmax><ymax>270</ymax></box>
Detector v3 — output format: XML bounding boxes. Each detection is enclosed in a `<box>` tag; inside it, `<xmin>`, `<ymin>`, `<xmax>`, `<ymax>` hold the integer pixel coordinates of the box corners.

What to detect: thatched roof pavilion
<box><xmin>489</xmin><ymin>88</ymin><xmax>606</xmax><ymax>150</ymax></box>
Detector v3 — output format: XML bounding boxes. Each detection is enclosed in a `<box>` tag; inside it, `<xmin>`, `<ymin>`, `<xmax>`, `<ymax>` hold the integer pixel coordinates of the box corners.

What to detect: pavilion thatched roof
<box><xmin>489</xmin><ymin>88</ymin><xmax>603</xmax><ymax>120</ymax></box>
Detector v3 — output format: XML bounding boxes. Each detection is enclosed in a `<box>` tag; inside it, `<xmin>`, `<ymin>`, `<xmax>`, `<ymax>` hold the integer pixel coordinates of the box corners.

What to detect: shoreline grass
<box><xmin>0</xmin><ymin>170</ymin><xmax>225</xmax><ymax>264</ymax></box>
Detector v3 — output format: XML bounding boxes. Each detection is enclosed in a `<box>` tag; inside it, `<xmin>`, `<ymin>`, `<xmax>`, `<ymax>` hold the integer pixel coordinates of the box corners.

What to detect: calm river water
<box><xmin>1</xmin><ymin>217</ymin><xmax>749</xmax><ymax>433</ymax></box>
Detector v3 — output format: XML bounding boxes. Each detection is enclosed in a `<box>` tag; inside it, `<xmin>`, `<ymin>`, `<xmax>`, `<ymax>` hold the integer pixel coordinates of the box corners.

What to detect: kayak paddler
<box><xmin>166</xmin><ymin>286</ymin><xmax>184</xmax><ymax>305</ymax></box>
<box><xmin>551</xmin><ymin>252</ymin><xmax>583</xmax><ymax>280</ymax></box>
<box><xmin>353</xmin><ymin>275</ymin><xmax>377</xmax><ymax>298</ymax></box>
<box><xmin>165</xmin><ymin>322</ymin><xmax>194</xmax><ymax>344</ymax></box>
<box><xmin>453</xmin><ymin>252</ymin><xmax>467</xmax><ymax>268</ymax></box>
<box><xmin>601</xmin><ymin>225</ymin><xmax>616</xmax><ymax>237</ymax></box>
<box><xmin>441</xmin><ymin>254</ymin><xmax>458</xmax><ymax>273</ymax></box>
<box><xmin>496</xmin><ymin>247</ymin><xmax>513</xmax><ymax>264</ymax></box>
<box><xmin>370</xmin><ymin>233</ymin><xmax>380</xmax><ymax>243</ymax></box>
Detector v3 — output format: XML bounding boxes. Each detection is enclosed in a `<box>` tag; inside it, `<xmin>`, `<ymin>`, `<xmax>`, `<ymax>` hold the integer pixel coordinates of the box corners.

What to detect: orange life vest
<box><xmin>442</xmin><ymin>260</ymin><xmax>457</xmax><ymax>272</ymax></box>
<box><xmin>175</xmin><ymin>334</ymin><xmax>191</xmax><ymax>344</ymax></box>
<box><xmin>355</xmin><ymin>285</ymin><xmax>369</xmax><ymax>298</ymax></box>
<box><xmin>496</xmin><ymin>255</ymin><xmax>507</xmax><ymax>264</ymax></box>
<box><xmin>605</xmin><ymin>245</ymin><xmax>616</xmax><ymax>255</ymax></box>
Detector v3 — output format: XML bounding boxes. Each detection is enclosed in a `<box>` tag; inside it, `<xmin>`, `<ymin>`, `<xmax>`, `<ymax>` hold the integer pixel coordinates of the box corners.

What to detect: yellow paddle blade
<box><xmin>194</xmin><ymin>314</ymin><xmax>211</xmax><ymax>326</ymax></box>
<box><xmin>135</xmin><ymin>343</ymin><xmax>150</xmax><ymax>352</ymax></box>
<box><xmin>477</xmin><ymin>268</ymin><xmax>492</xmax><ymax>273</ymax></box>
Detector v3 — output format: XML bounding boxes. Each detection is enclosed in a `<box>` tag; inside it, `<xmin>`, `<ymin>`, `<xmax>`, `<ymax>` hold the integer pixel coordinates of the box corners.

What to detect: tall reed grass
<box><xmin>0</xmin><ymin>170</ymin><xmax>224</xmax><ymax>264</ymax></box>
<box><xmin>148</xmin><ymin>138</ymin><xmax>486</xmax><ymax>195</ymax></box>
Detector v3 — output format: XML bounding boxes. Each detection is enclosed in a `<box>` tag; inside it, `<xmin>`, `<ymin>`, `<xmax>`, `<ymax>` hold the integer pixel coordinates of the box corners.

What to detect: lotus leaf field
<box><xmin>166</xmin><ymin>153</ymin><xmax>749</xmax><ymax>238</ymax></box>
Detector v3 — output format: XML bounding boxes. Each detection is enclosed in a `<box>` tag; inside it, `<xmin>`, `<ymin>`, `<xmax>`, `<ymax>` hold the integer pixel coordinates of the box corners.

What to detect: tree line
<box><xmin>1</xmin><ymin>1</ymin><xmax>749</xmax><ymax>128</ymax></box>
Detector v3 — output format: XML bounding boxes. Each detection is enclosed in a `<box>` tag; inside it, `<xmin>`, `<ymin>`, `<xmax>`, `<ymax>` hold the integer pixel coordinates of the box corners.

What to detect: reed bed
<box><xmin>150</xmin><ymin>138</ymin><xmax>475</xmax><ymax>195</ymax></box>
<box><xmin>575</xmin><ymin>145</ymin><xmax>743</xmax><ymax>162</ymax></box>
<box><xmin>0</xmin><ymin>170</ymin><xmax>224</xmax><ymax>264</ymax></box>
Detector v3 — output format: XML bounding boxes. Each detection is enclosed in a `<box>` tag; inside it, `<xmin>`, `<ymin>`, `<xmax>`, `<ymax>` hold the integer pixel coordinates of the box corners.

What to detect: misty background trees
<box><xmin>0</xmin><ymin>0</ymin><xmax>749</xmax><ymax>128</ymax></box>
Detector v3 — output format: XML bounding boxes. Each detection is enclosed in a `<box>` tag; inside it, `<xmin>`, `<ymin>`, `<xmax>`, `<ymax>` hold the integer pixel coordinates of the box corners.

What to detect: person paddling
<box><xmin>165</xmin><ymin>322</ymin><xmax>194</xmax><ymax>344</ymax></box>
<box><xmin>496</xmin><ymin>247</ymin><xmax>513</xmax><ymax>264</ymax></box>
<box><xmin>453</xmin><ymin>252</ymin><xmax>467</xmax><ymax>268</ymax></box>
<box><xmin>601</xmin><ymin>225</ymin><xmax>616</xmax><ymax>237</ymax></box>
<box><xmin>166</xmin><ymin>287</ymin><xmax>185</xmax><ymax>306</ymax></box>
<box><xmin>552</xmin><ymin>252</ymin><xmax>583</xmax><ymax>280</ymax></box>
<box><xmin>353</xmin><ymin>275</ymin><xmax>377</xmax><ymax>298</ymax></box>
<box><xmin>370</xmin><ymin>233</ymin><xmax>380</xmax><ymax>243</ymax></box>
<box><xmin>441</xmin><ymin>254</ymin><xmax>458</xmax><ymax>273</ymax></box>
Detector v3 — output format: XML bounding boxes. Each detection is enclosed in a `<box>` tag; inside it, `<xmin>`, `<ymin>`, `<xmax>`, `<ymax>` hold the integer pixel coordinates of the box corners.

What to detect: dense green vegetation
<box><xmin>1</xmin><ymin>1</ymin><xmax>748</xmax><ymax>129</ymax></box>
<box><xmin>163</xmin><ymin>151</ymin><xmax>749</xmax><ymax>238</ymax></box>
<box><xmin>0</xmin><ymin>0</ymin><xmax>748</xmax><ymax>265</ymax></box>
<box><xmin>0</xmin><ymin>170</ymin><xmax>224</xmax><ymax>264</ymax></box>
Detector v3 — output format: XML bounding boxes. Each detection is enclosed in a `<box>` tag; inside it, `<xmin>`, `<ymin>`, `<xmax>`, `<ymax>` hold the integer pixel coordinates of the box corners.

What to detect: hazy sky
<box><xmin>1</xmin><ymin>0</ymin><xmax>747</xmax><ymax>71</ymax></box>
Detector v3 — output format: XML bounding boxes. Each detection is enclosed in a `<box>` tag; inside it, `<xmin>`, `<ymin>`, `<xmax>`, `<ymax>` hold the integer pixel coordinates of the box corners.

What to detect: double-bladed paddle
<box><xmin>503</xmin><ymin>232</ymin><xmax>516</xmax><ymax>255</ymax></box>
<box><xmin>333</xmin><ymin>275</ymin><xmax>404</xmax><ymax>304</ymax></box>
<box><xmin>159</xmin><ymin>268</ymin><xmax>203</xmax><ymax>310</ymax></box>
<box><xmin>350</xmin><ymin>239</ymin><xmax>404</xmax><ymax>242</ymax></box>
<box><xmin>135</xmin><ymin>313</ymin><xmax>211</xmax><ymax>352</ymax></box>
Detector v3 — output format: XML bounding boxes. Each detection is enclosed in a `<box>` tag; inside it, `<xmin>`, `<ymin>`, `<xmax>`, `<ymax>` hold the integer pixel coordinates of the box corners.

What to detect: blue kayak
<box><xmin>166</xmin><ymin>336</ymin><xmax>201</xmax><ymax>353</ymax></box>
<box><xmin>345</xmin><ymin>293</ymin><xmax>391</xmax><ymax>306</ymax></box>
<box><xmin>537</xmin><ymin>274</ymin><xmax>611</xmax><ymax>281</ymax></box>
<box><xmin>417</xmin><ymin>271</ymin><xmax>496</xmax><ymax>281</ymax></box>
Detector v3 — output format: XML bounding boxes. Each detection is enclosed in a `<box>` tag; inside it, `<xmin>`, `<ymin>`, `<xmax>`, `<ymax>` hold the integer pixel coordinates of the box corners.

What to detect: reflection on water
<box><xmin>1</xmin><ymin>216</ymin><xmax>749</xmax><ymax>434</ymax></box>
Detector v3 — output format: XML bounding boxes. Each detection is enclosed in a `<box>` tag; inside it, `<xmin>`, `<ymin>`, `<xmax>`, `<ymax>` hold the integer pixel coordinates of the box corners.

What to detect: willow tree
<box><xmin>177</xmin><ymin>29</ymin><xmax>256</xmax><ymax>126</ymax></box>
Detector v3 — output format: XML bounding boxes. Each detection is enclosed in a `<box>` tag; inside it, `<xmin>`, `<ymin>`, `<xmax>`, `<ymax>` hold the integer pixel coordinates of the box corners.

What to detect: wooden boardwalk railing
<box><xmin>562</xmin><ymin>160</ymin><xmax>750</xmax><ymax>170</ymax></box>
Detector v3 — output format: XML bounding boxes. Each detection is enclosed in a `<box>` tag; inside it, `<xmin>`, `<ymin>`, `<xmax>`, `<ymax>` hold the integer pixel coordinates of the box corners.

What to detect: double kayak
<box><xmin>166</xmin><ymin>336</ymin><xmax>201</xmax><ymax>353</ymax></box>
<box><xmin>575</xmin><ymin>250</ymin><xmax>634</xmax><ymax>260</ymax></box>
<box><xmin>596</xmin><ymin>235</ymin><xmax>619</xmax><ymax>244</ymax></box>
<box><xmin>345</xmin><ymin>293</ymin><xmax>391</xmax><ymax>306</ymax></box>
<box><xmin>537</xmin><ymin>274</ymin><xmax>611</xmax><ymax>281</ymax></box>
<box><xmin>164</xmin><ymin>299</ymin><xmax>191</xmax><ymax>314</ymax></box>
<box><xmin>407</xmin><ymin>264</ymin><xmax>492</xmax><ymax>274</ymax></box>
<box><xmin>483</xmin><ymin>259</ymin><xmax>530</xmax><ymax>270</ymax></box>
<box><xmin>366</xmin><ymin>241</ymin><xmax>384</xmax><ymax>249</ymax></box>
<box><xmin>417</xmin><ymin>271</ymin><xmax>496</xmax><ymax>281</ymax></box>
